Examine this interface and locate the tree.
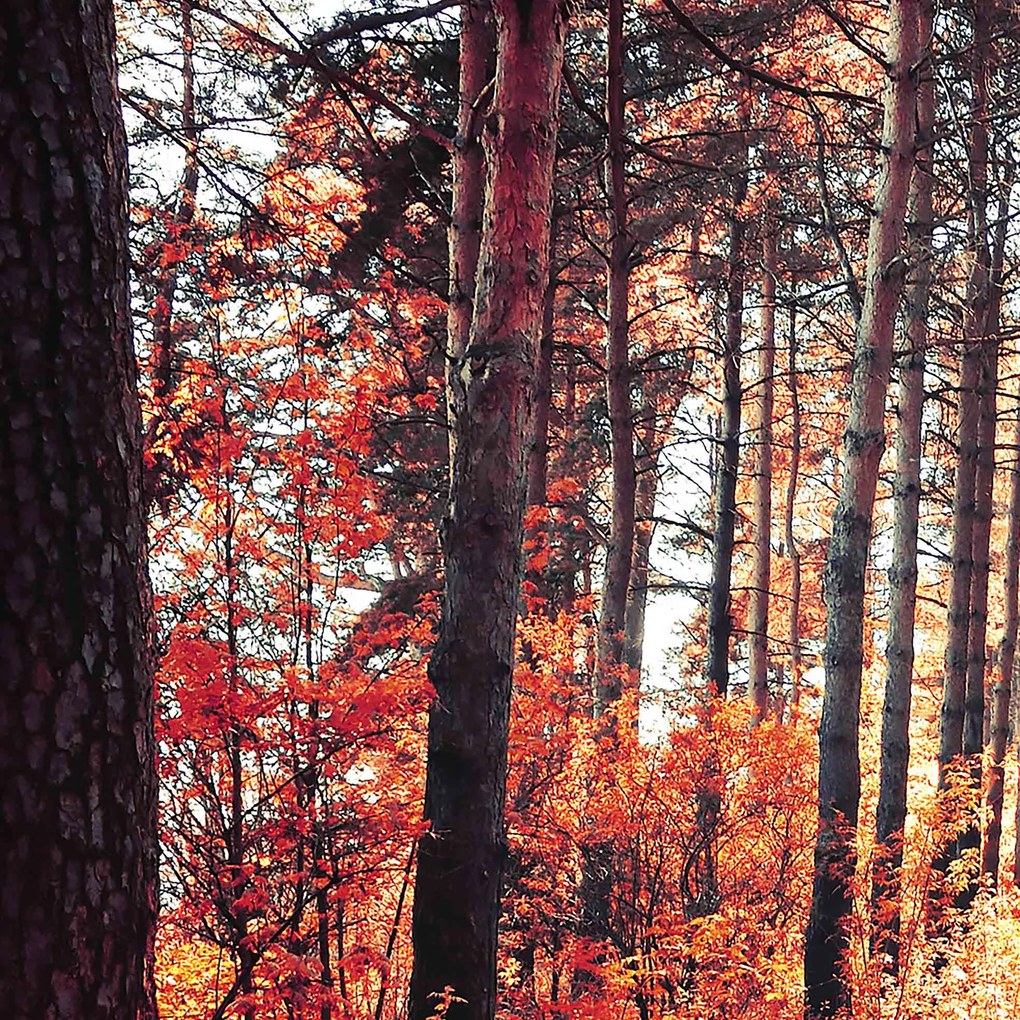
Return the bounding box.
[804,1,922,1014]
[408,4,569,1019]
[0,1,157,1017]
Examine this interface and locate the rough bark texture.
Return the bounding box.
[706,104,748,698]
[804,4,920,1015]
[749,216,777,726]
[444,0,493,477]
[595,0,636,712]
[408,4,567,1019]
[0,2,158,1018]
[871,7,933,967]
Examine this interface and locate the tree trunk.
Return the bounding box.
[527,226,558,508]
[0,2,158,1017]
[804,3,920,1015]
[980,177,1014,887]
[786,306,803,711]
[706,96,749,698]
[871,4,934,969]
[408,4,568,1019]
[596,0,636,713]
[444,0,493,477]
[749,214,777,726]
[624,380,661,676]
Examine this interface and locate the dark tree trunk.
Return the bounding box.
[706,97,749,698]
[408,4,568,1019]
[596,0,636,712]
[871,4,934,968]
[0,2,158,1018]
[624,381,661,676]
[804,2,920,1015]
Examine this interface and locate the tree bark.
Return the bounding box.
[624,380,661,676]
[408,4,568,1019]
[706,92,749,698]
[804,3,920,1015]
[786,306,803,711]
[980,176,1014,887]
[0,2,158,1018]
[749,214,777,726]
[444,0,493,478]
[596,0,636,713]
[871,3,934,968]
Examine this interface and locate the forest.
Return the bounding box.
[4,0,1020,1018]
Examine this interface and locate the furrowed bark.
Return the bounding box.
[408,3,568,1019]
[871,2,934,969]
[804,3,920,1014]
[0,1,158,1017]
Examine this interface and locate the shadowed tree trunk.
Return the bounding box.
[596,0,636,713]
[624,379,662,676]
[804,2,921,1015]
[408,3,568,1019]
[871,3,934,970]
[706,91,749,698]
[0,1,158,1017]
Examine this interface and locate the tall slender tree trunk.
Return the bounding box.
[408,5,568,1019]
[596,0,636,713]
[444,0,493,477]
[528,224,558,508]
[749,214,777,726]
[985,411,1020,887]
[980,177,1014,887]
[0,1,158,1017]
[804,4,921,1015]
[786,306,803,711]
[935,2,991,919]
[871,4,934,969]
[706,95,749,698]
[624,380,661,676]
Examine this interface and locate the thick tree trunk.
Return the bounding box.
[706,102,749,698]
[804,3,920,1015]
[408,4,568,1020]
[596,0,636,712]
[871,6,933,968]
[749,215,777,726]
[444,0,493,477]
[0,2,158,1018]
